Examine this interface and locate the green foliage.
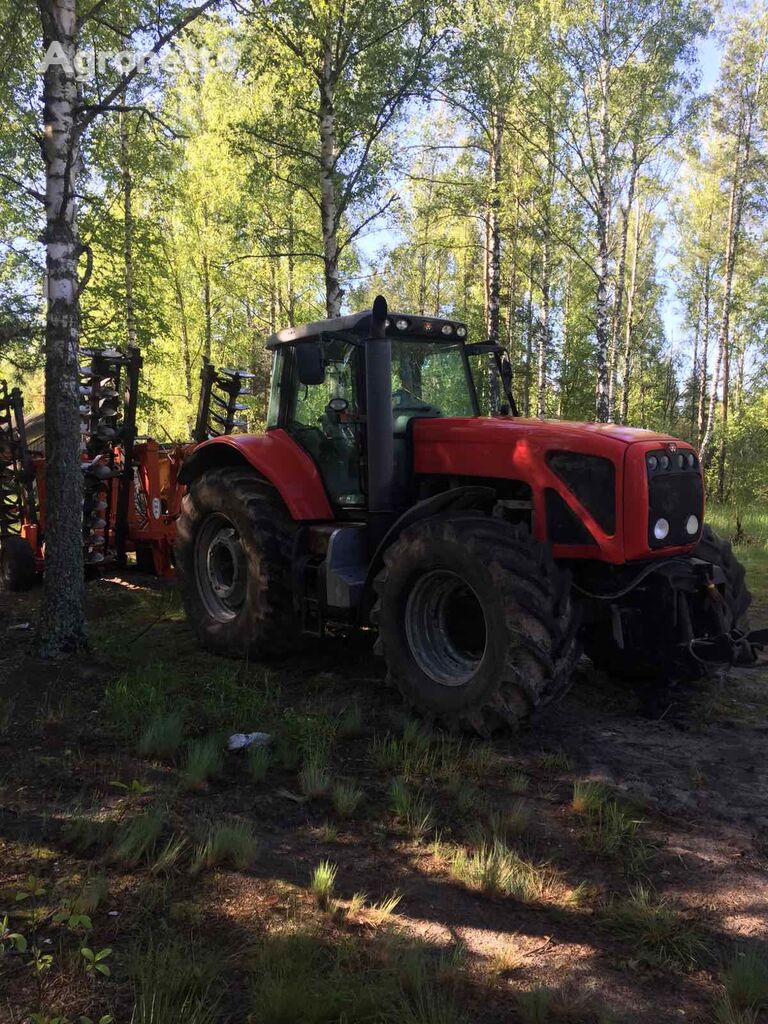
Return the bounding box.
[181,737,224,791]
[111,810,166,868]
[602,886,707,970]
[138,712,185,760]
[309,860,337,910]
[450,842,545,901]
[190,821,259,874]
[331,780,364,818]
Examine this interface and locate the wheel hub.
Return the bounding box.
[404,569,487,686]
[194,513,246,621]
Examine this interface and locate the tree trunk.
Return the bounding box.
[716,338,729,501]
[619,197,641,425]
[318,38,342,317]
[697,253,711,445]
[594,0,611,423]
[486,109,503,412]
[119,111,138,349]
[537,234,549,417]
[523,254,534,417]
[701,171,738,466]
[608,153,637,421]
[38,0,87,654]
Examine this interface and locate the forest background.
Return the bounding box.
[1,0,766,515]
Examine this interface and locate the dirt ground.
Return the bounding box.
[1,573,766,1024]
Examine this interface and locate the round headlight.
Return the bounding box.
[647,455,658,471]
[456,326,467,338]
[395,318,409,331]
[659,454,670,470]
[676,453,685,469]
[441,323,453,335]
[685,515,699,535]
[653,518,670,541]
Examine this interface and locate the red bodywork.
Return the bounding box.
[411,417,701,564]
[191,430,334,520]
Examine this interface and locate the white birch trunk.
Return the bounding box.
[594,0,611,423]
[319,38,342,317]
[38,0,87,653]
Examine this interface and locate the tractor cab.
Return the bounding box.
[264,311,481,511]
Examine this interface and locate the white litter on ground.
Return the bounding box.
[227,732,271,751]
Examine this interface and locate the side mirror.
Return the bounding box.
[295,342,325,386]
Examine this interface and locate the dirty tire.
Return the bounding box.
[372,515,580,734]
[0,535,36,592]
[586,524,754,679]
[175,467,298,657]
[693,525,752,632]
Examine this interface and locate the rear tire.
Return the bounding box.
[372,515,580,734]
[0,535,37,592]
[175,467,299,657]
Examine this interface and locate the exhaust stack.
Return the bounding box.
[365,295,394,512]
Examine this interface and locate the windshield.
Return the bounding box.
[391,338,476,417]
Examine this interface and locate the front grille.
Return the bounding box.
[646,450,703,548]
[547,451,616,533]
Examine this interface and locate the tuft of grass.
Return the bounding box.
[369,891,402,925]
[310,859,337,910]
[338,704,364,739]
[62,814,116,854]
[138,712,184,760]
[445,774,482,816]
[583,800,651,872]
[451,841,545,902]
[73,874,109,915]
[112,809,165,867]
[714,947,768,1022]
[190,821,259,874]
[507,770,530,795]
[331,780,363,818]
[317,822,339,843]
[537,750,574,772]
[181,736,224,791]
[371,721,465,781]
[572,780,610,815]
[516,984,611,1024]
[390,779,434,839]
[487,800,531,841]
[347,891,368,915]
[299,760,332,799]
[463,743,501,779]
[128,937,221,1024]
[486,940,525,977]
[247,743,270,783]
[151,834,189,875]
[602,885,707,971]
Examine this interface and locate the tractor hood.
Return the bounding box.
[412,415,681,449]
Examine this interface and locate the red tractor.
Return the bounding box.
[175,297,761,732]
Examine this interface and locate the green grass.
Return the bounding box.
[181,736,224,791]
[537,750,574,772]
[190,821,259,874]
[516,985,612,1023]
[128,937,221,1024]
[247,929,466,1024]
[572,780,610,815]
[111,809,165,868]
[73,874,109,915]
[450,841,545,902]
[331,780,364,818]
[299,760,332,799]
[713,947,768,1022]
[151,834,189,875]
[371,721,464,781]
[138,712,185,760]
[602,885,707,971]
[486,800,531,841]
[390,779,434,839]
[62,814,116,854]
[309,859,337,910]
[247,743,270,782]
[507,770,530,795]
[573,783,651,872]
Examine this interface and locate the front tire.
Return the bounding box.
[175,467,298,657]
[373,515,580,734]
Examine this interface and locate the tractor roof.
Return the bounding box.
[265,310,468,348]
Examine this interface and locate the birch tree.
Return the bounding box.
[240,0,439,317]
